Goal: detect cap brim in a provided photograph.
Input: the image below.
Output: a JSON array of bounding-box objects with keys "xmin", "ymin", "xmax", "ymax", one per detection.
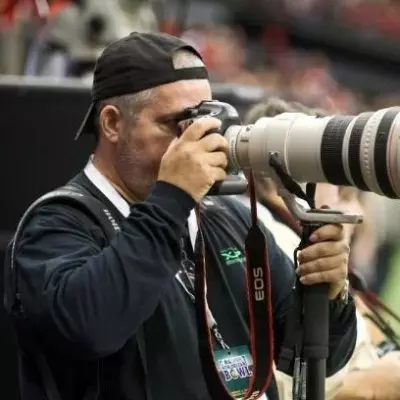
[{"xmin": 75, "ymin": 103, "xmax": 95, "ymax": 140}]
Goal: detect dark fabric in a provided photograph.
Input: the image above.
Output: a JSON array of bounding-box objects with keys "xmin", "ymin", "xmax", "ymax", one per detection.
[
  {"xmin": 76, "ymin": 32, "xmax": 209, "ymax": 138},
  {"xmin": 7, "ymin": 173, "xmax": 357, "ymax": 400}
]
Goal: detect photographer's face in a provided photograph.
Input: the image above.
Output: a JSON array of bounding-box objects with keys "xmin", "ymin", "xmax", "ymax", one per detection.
[{"xmin": 116, "ymin": 79, "xmax": 212, "ymax": 200}]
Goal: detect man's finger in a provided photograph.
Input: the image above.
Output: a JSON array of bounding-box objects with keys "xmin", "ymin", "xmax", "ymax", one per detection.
[
  {"xmin": 205, "ymin": 151, "xmax": 228, "ymax": 168},
  {"xmin": 299, "ymin": 266, "xmax": 347, "ymax": 286},
  {"xmin": 297, "ymin": 253, "xmax": 348, "ymax": 276},
  {"xmin": 199, "ymin": 133, "xmax": 229, "ymax": 153},
  {"xmin": 179, "ymin": 116, "xmax": 221, "ymax": 142},
  {"xmin": 309, "ymin": 223, "xmax": 344, "ymax": 242},
  {"xmin": 210, "ymin": 166, "xmax": 227, "ymax": 183},
  {"xmin": 298, "ymin": 241, "xmax": 349, "ymax": 263}
]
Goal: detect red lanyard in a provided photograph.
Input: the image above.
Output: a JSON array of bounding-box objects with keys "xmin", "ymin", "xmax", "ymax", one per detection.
[{"xmin": 193, "ymin": 172, "xmax": 274, "ymax": 399}]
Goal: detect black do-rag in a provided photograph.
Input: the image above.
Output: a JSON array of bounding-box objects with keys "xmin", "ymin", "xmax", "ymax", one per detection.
[{"xmin": 75, "ymin": 31, "xmax": 209, "ymax": 139}]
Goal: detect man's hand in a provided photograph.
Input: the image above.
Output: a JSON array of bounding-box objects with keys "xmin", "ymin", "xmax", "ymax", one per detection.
[
  {"xmin": 334, "ymin": 351, "xmax": 400, "ymax": 400},
  {"xmin": 296, "ymin": 224, "xmax": 349, "ymax": 300},
  {"xmin": 158, "ymin": 116, "xmax": 228, "ymax": 202},
  {"xmin": 369, "ymin": 352, "xmax": 400, "ymax": 399}
]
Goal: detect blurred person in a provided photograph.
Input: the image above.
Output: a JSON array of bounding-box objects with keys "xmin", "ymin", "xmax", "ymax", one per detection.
[
  {"xmin": 5, "ymin": 32, "xmax": 356, "ymax": 400},
  {"xmin": 192, "ymin": 25, "xmax": 262, "ymax": 86},
  {"xmin": 0, "ymin": 0, "xmax": 49, "ymax": 74},
  {"xmin": 24, "ymin": 0, "xmax": 157, "ymax": 78},
  {"xmin": 238, "ymin": 96, "xmax": 400, "ymax": 400},
  {"xmin": 360, "ymin": 192, "xmax": 400, "ymax": 309},
  {"xmin": 286, "ymin": 54, "xmax": 359, "ymax": 114},
  {"xmin": 0, "ymin": 0, "xmax": 44, "ymax": 22}
]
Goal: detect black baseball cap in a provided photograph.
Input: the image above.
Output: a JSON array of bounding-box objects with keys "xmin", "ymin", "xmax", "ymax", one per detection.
[{"xmin": 75, "ymin": 32, "xmax": 209, "ymax": 139}]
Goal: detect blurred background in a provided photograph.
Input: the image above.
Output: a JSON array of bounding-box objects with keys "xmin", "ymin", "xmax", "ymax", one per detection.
[{"xmin": 2, "ymin": 0, "xmax": 400, "ymax": 398}]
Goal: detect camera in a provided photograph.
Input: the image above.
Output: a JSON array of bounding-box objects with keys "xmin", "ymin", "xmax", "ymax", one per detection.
[{"xmin": 181, "ymin": 100, "xmax": 400, "ymax": 200}]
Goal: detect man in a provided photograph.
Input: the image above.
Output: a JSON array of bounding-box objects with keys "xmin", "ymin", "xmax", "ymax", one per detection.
[
  {"xmin": 239, "ymin": 96, "xmax": 400, "ymax": 400},
  {"xmin": 6, "ymin": 32, "xmax": 356, "ymax": 400}
]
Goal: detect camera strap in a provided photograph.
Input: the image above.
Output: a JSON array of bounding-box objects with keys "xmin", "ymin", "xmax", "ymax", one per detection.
[{"xmin": 194, "ymin": 171, "xmax": 274, "ymax": 400}]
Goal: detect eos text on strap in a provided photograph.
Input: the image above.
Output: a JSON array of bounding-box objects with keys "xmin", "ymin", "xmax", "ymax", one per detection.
[{"xmin": 192, "ymin": 202, "xmax": 274, "ymax": 400}]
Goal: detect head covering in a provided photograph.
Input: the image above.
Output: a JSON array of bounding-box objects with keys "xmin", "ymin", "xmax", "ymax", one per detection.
[{"xmin": 75, "ymin": 31, "xmax": 208, "ymax": 139}]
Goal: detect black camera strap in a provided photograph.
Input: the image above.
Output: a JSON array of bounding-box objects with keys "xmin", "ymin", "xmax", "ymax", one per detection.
[{"xmin": 194, "ymin": 172, "xmax": 274, "ymax": 400}]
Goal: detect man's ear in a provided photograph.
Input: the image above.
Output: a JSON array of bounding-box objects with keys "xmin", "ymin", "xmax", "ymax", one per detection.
[{"xmin": 99, "ymin": 105, "xmax": 123, "ymax": 143}]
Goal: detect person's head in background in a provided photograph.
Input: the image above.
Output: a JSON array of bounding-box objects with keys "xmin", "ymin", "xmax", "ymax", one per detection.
[{"xmin": 244, "ymin": 96, "xmax": 364, "ymax": 239}]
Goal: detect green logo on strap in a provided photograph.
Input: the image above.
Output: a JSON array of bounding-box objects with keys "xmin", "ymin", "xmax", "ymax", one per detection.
[{"xmin": 220, "ymin": 247, "xmax": 245, "ymax": 265}]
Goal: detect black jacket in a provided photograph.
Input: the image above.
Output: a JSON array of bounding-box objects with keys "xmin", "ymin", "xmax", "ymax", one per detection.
[{"xmin": 7, "ymin": 172, "xmax": 357, "ymax": 400}]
